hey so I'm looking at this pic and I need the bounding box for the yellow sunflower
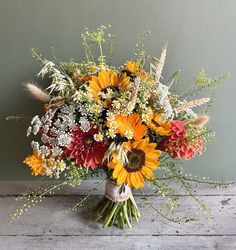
[88,71,130,99]
[148,113,172,136]
[124,60,149,80]
[107,113,147,140]
[23,151,45,176]
[107,138,162,188]
[125,60,141,74]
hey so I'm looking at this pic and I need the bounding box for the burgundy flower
[64,126,107,169]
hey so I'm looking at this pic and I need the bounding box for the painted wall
[0,0,235,180]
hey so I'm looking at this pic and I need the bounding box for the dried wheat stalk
[129,77,141,105]
[150,45,167,82]
[175,97,210,113]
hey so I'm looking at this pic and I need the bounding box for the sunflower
[23,151,45,176]
[88,71,130,99]
[125,60,141,74]
[124,60,149,80]
[148,113,172,136]
[107,138,162,188]
[107,113,147,140]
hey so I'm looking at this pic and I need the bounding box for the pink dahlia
[64,126,107,169]
[162,120,204,160]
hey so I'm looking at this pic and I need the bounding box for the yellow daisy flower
[107,138,162,189]
[88,71,130,99]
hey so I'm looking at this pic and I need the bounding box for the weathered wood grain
[0,236,236,250]
[0,195,235,236]
[0,181,235,250]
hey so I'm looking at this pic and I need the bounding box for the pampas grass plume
[192,115,210,126]
[24,82,50,102]
[185,115,210,129]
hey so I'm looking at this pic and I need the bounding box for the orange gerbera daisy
[23,151,45,176]
[107,138,162,188]
[107,113,147,140]
[88,71,130,99]
[148,113,172,136]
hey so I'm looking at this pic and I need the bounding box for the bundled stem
[94,195,140,229]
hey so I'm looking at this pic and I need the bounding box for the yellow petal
[145,158,158,170]
[117,168,127,185]
[141,166,155,180]
[126,173,132,187]
[130,172,140,189]
[137,172,145,188]
[113,162,123,178]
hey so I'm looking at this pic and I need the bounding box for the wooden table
[0,181,235,250]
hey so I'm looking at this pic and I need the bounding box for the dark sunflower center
[124,149,145,172]
[84,137,93,145]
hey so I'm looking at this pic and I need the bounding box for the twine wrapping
[105,180,132,202]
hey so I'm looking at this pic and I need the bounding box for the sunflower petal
[117,168,127,185]
[130,173,140,189]
[141,166,156,180]
[113,162,123,178]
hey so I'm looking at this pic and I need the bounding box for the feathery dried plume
[150,44,167,82]
[24,82,50,102]
[192,115,210,126]
[175,97,210,114]
[185,115,210,128]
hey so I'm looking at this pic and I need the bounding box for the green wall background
[0,0,235,180]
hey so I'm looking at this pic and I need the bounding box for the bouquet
[10,26,232,229]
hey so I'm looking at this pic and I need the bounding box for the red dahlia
[64,126,107,169]
[162,120,204,160]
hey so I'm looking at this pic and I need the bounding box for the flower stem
[104,202,119,228]
[94,195,141,229]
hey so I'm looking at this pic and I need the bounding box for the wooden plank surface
[1,196,236,235]
[0,236,236,250]
[0,181,235,250]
